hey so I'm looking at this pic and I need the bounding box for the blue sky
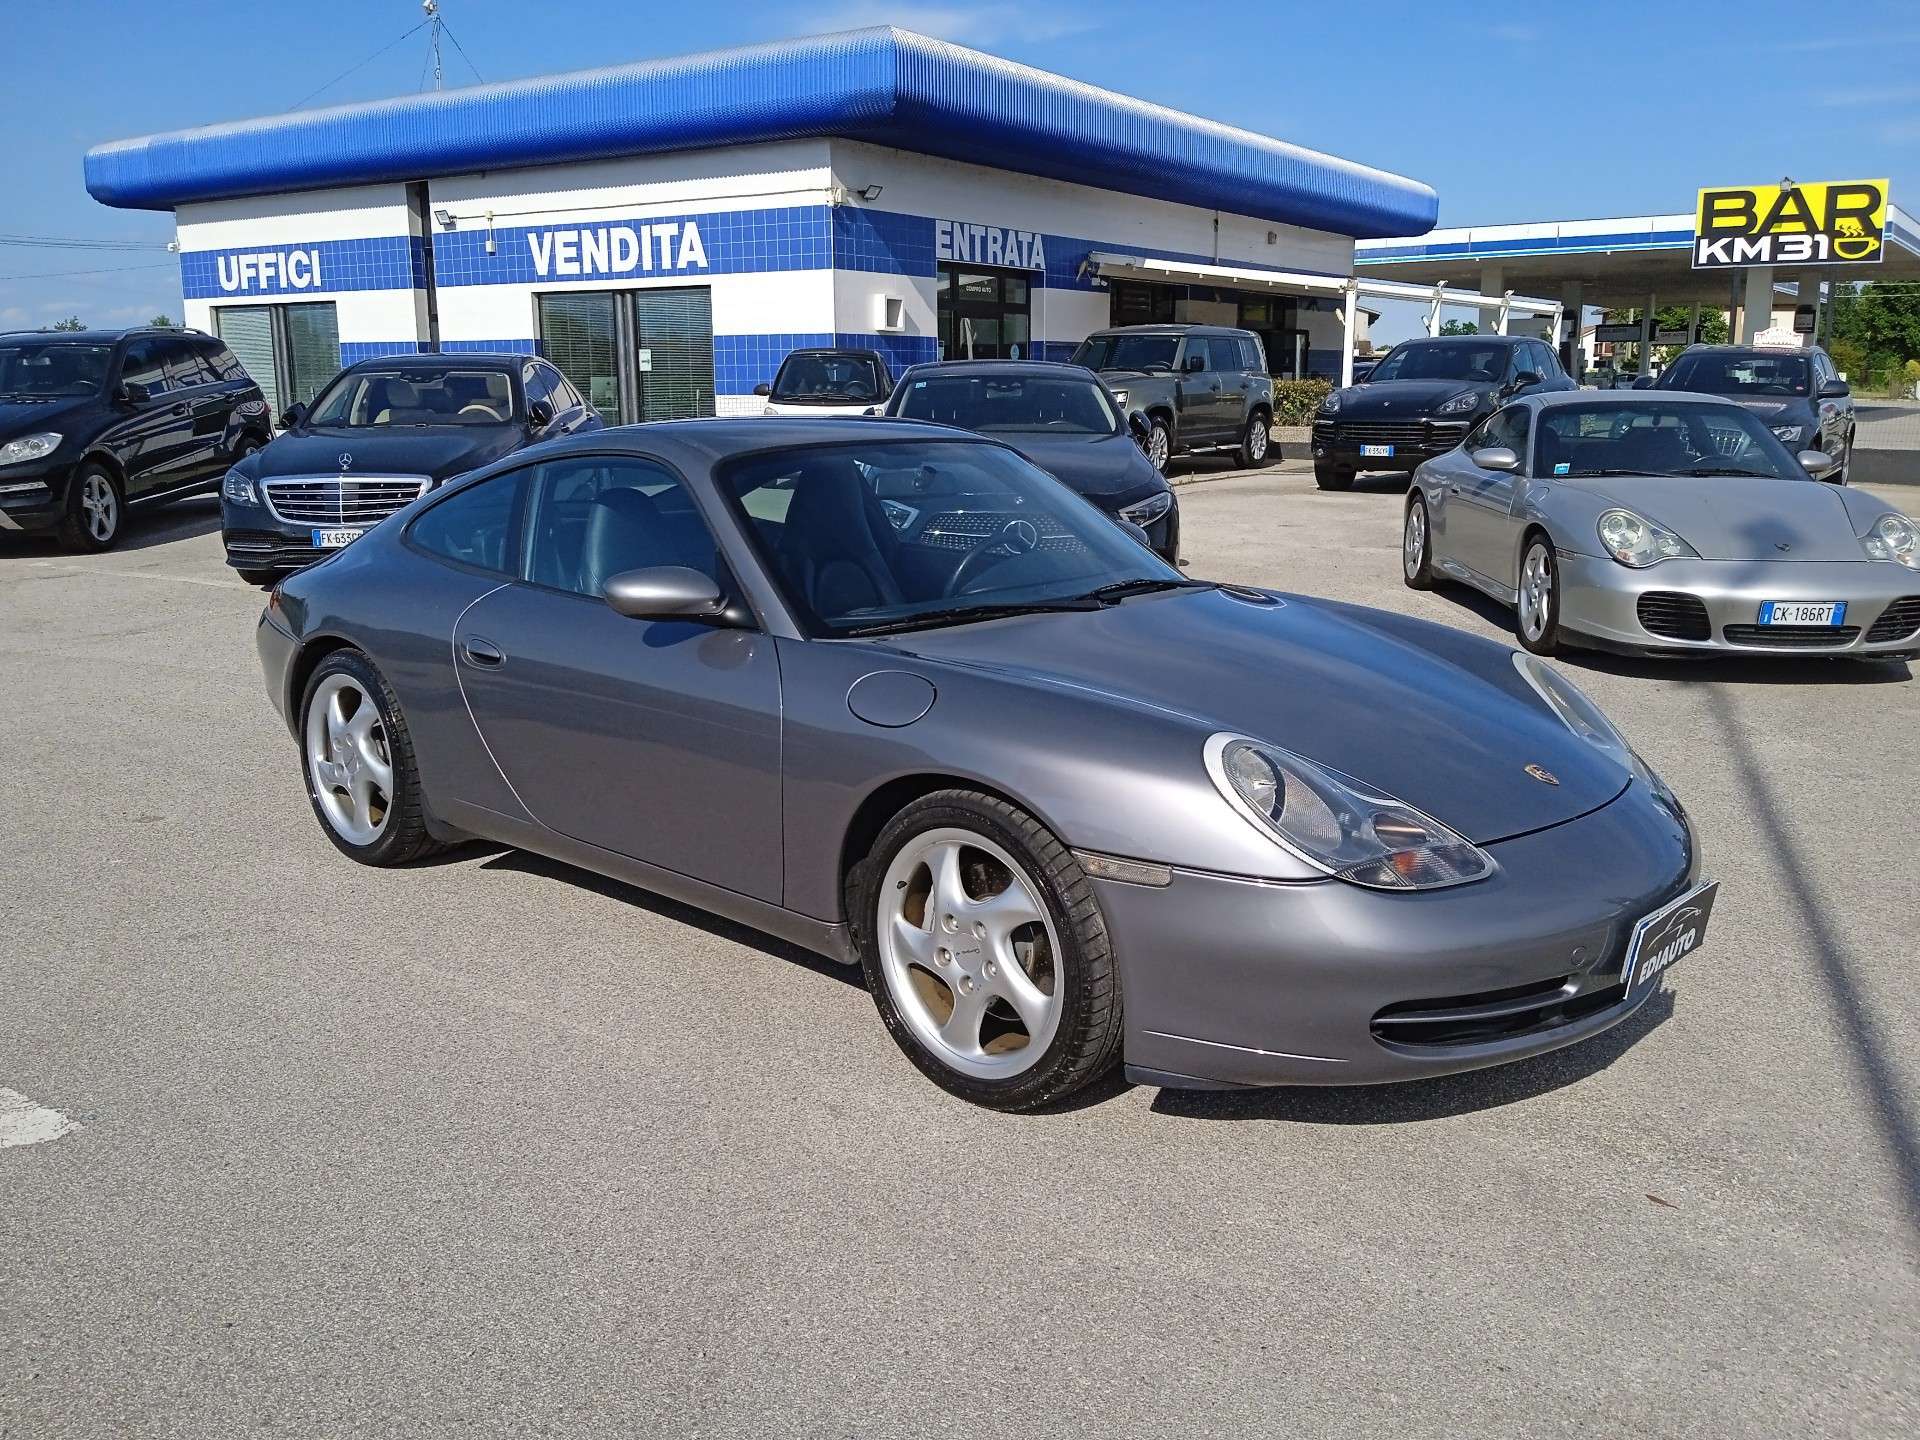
[4,0,1917,332]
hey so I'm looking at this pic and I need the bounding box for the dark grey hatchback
[1653,345,1856,483]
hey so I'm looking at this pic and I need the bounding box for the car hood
[1090,367,1171,388]
[0,397,89,437]
[991,430,1161,502]
[1723,397,1811,420]
[880,587,1628,846]
[1338,379,1492,417]
[765,399,877,416]
[252,425,527,482]
[1584,476,1861,561]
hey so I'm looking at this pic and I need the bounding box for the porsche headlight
[1319,390,1342,414]
[1205,734,1494,891]
[1860,512,1920,570]
[222,468,256,504]
[1597,507,1697,567]
[0,432,61,467]
[1121,491,1172,527]
[1436,391,1481,415]
[1512,652,1674,807]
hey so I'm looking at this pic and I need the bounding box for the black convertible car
[220,352,601,583]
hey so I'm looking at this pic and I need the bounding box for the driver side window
[1468,405,1530,464]
[522,456,722,600]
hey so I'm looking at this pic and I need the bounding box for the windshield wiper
[837,598,1103,636]
[1680,465,1777,478]
[1074,577,1215,605]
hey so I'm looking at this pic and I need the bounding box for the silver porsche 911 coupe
[1404,391,1920,659]
[257,418,1708,1110]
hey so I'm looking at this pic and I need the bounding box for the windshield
[1533,401,1805,481]
[306,367,517,427]
[770,352,886,404]
[1071,334,1180,373]
[719,440,1182,635]
[892,373,1119,434]
[1662,351,1810,397]
[0,343,111,398]
[1366,341,1508,384]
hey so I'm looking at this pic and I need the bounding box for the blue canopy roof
[85,28,1436,239]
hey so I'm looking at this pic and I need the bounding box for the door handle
[170,403,189,416]
[1448,484,1462,495]
[462,636,504,667]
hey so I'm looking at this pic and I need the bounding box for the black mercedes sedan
[1312,334,1575,490]
[220,352,601,583]
[882,360,1178,562]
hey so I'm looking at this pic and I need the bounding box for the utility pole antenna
[423,0,443,91]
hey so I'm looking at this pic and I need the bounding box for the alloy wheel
[1518,542,1553,641]
[1147,425,1170,472]
[80,474,118,545]
[304,673,395,846]
[1404,501,1427,580]
[876,827,1063,1081]
[1247,422,1269,462]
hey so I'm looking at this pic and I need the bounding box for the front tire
[851,790,1123,1111]
[1314,460,1354,491]
[1144,418,1172,475]
[1236,412,1272,468]
[57,464,124,552]
[1515,534,1563,656]
[1403,495,1434,590]
[299,649,445,866]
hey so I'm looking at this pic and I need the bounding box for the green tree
[148,313,178,329]
[1438,319,1479,335]
[1831,281,1920,384]
[50,316,86,331]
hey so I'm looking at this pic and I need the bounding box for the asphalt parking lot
[3,472,1916,1438]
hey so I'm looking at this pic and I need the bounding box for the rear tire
[1403,495,1434,590]
[1515,534,1563,656]
[299,648,446,867]
[1236,412,1272,468]
[56,464,124,553]
[1314,460,1354,491]
[850,789,1123,1111]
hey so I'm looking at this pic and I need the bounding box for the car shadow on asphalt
[0,495,222,561]
[475,848,867,990]
[1143,989,1674,1124]
[1430,581,1912,685]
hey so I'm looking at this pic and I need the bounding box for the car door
[1449,404,1531,585]
[532,361,595,438]
[1214,336,1250,436]
[162,336,229,485]
[1812,350,1852,455]
[1175,337,1227,444]
[449,452,784,901]
[111,338,193,498]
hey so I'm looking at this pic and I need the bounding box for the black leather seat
[776,460,905,618]
[579,486,718,597]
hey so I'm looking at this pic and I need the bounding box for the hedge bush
[1272,378,1332,426]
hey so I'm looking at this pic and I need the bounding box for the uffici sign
[1692,179,1890,269]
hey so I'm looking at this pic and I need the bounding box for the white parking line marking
[0,1088,79,1149]
[27,560,249,591]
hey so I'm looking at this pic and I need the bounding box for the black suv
[1070,325,1276,473]
[221,352,601,583]
[0,327,270,551]
[1653,344,1856,483]
[1311,334,1575,490]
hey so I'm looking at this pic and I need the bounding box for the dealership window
[1108,281,1176,328]
[938,265,1031,360]
[213,302,340,418]
[536,287,715,427]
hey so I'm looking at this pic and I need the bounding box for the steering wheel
[460,403,503,419]
[945,517,1044,596]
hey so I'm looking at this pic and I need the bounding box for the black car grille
[262,476,429,526]
[1371,974,1627,1050]
[1721,623,1862,648]
[915,510,1087,554]
[1637,591,1712,641]
[1865,596,1920,643]
[1313,418,1472,454]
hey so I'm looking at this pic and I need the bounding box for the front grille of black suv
[1637,591,1712,642]
[1314,418,1471,451]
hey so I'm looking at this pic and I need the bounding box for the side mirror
[1115,516,1154,548]
[862,406,880,417]
[602,565,727,620]
[1798,449,1840,479]
[1631,375,1655,390]
[527,399,555,431]
[1471,446,1520,473]
[1507,370,1544,394]
[118,380,151,407]
[753,382,772,397]
[1184,354,1206,373]
[278,401,308,429]
[1819,378,1851,398]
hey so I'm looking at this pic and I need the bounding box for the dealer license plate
[1622,880,1718,999]
[312,527,366,550]
[1759,600,1845,626]
[1359,443,1395,457]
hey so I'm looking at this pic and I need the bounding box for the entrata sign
[1692,179,1890,269]
[935,219,1047,270]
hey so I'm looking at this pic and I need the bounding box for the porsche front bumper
[1098,784,1698,1089]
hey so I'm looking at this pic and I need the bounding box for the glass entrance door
[631,286,715,421]
[938,266,1032,360]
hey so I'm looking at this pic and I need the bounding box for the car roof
[341,351,524,372]
[779,347,888,360]
[1089,324,1252,337]
[1671,344,1817,357]
[0,326,206,345]
[527,415,993,467]
[1394,334,1528,346]
[899,360,1096,379]
[1529,388,1740,409]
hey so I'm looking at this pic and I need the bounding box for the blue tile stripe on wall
[433,206,831,287]
[179,235,418,299]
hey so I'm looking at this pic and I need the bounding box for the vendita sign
[1692,179,1889,269]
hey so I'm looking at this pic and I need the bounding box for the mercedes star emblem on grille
[338,453,354,471]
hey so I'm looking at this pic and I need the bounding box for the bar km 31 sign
[1692,179,1889,269]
